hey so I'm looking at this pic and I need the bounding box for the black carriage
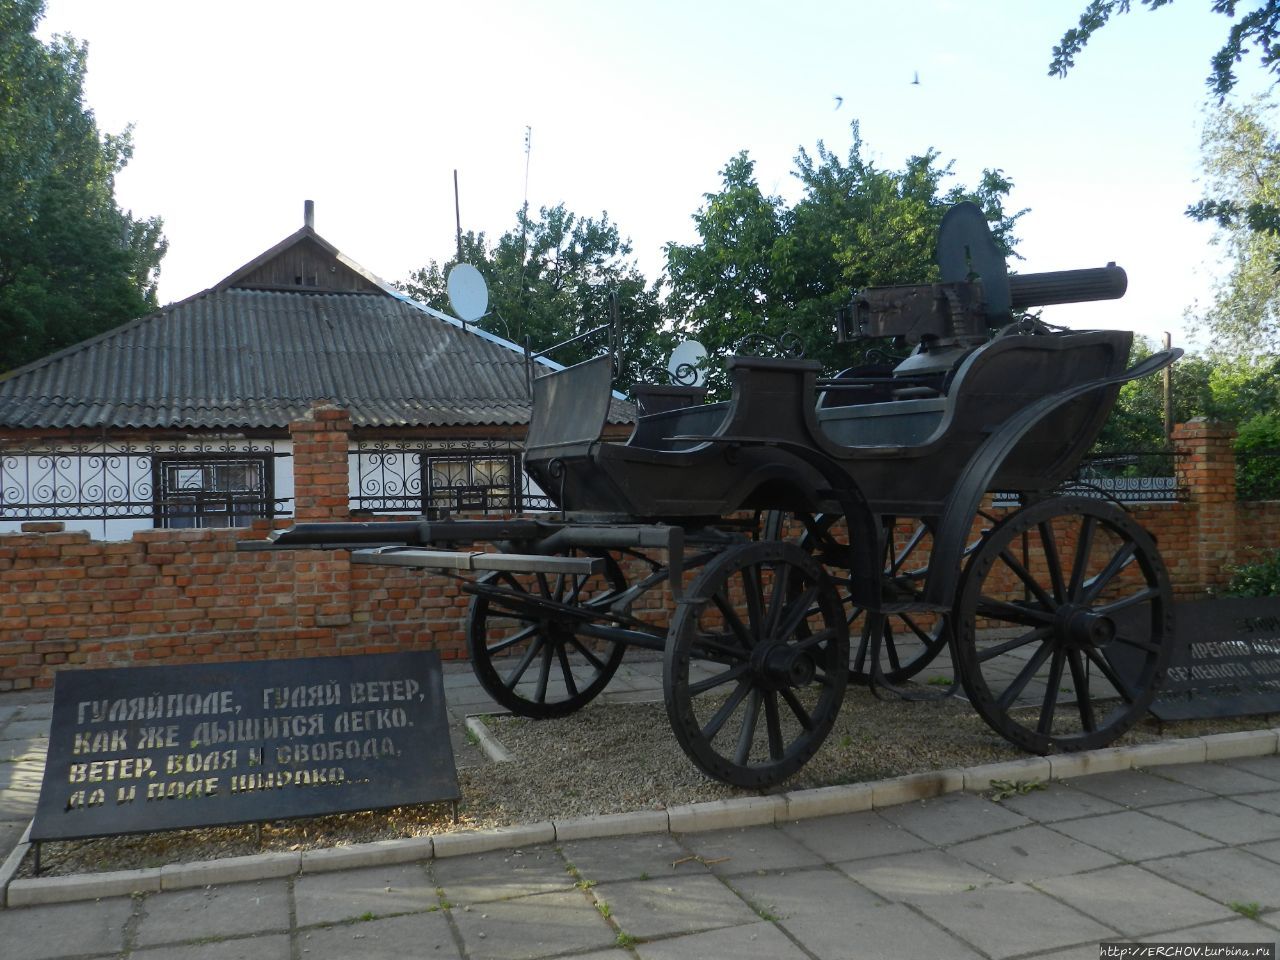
[249,204,1181,789]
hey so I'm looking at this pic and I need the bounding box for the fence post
[290,403,352,523]
[1173,418,1238,594]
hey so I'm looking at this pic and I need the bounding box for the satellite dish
[667,339,707,387]
[447,263,489,322]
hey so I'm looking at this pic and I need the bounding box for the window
[153,456,274,529]
[423,454,517,514]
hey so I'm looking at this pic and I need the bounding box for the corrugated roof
[0,288,634,430]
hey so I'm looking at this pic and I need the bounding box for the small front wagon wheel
[954,497,1173,754]
[664,540,849,788]
[466,553,628,719]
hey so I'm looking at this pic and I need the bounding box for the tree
[663,124,1024,387]
[0,0,166,371]
[1050,1,1280,101]
[1188,96,1280,353]
[399,203,667,392]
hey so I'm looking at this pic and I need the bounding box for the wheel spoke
[687,662,751,696]
[1068,514,1097,601]
[557,643,579,698]
[713,591,755,650]
[565,634,607,671]
[701,679,751,739]
[1068,649,1096,732]
[1038,522,1067,603]
[765,561,793,638]
[1083,648,1138,703]
[742,564,766,642]
[534,640,554,702]
[1111,632,1161,654]
[1094,586,1161,616]
[1080,541,1138,605]
[1037,648,1066,735]
[775,584,821,641]
[778,687,815,731]
[734,688,762,767]
[486,622,541,656]
[504,636,544,690]
[975,596,1056,627]
[883,620,904,673]
[996,640,1054,710]
[997,548,1058,611]
[891,521,928,575]
[765,693,785,761]
[976,626,1052,663]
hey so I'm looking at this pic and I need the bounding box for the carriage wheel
[467,553,628,719]
[793,513,962,684]
[953,497,1173,754]
[664,540,848,788]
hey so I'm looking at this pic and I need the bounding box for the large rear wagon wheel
[664,540,848,788]
[953,497,1173,754]
[466,553,628,718]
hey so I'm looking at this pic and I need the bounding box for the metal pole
[453,170,463,262]
[1163,331,1173,444]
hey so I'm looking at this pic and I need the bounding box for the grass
[987,779,1046,802]
[615,931,638,948]
[1229,901,1262,920]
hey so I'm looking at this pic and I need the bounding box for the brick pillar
[1173,418,1238,593]
[290,403,352,522]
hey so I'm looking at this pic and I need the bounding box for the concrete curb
[5,731,1279,908]
[465,714,513,763]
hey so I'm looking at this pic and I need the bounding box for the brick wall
[0,411,1274,690]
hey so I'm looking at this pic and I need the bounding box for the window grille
[153,456,274,528]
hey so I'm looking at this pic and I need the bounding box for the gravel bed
[19,689,1278,879]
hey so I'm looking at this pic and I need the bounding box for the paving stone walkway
[2,665,1279,958]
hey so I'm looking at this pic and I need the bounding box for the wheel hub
[753,640,816,688]
[1057,604,1116,650]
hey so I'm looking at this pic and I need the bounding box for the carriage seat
[815,395,948,446]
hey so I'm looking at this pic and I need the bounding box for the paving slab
[678,824,823,876]
[778,899,985,960]
[876,791,1030,846]
[1246,837,1280,865]
[727,864,883,920]
[919,881,1116,959]
[834,848,1001,902]
[948,823,1119,883]
[0,739,46,763]
[1236,790,1280,816]
[991,780,1126,822]
[295,910,459,959]
[1049,809,1222,861]
[132,933,291,959]
[431,844,573,905]
[0,895,134,960]
[1143,846,1280,910]
[778,809,929,862]
[557,833,699,885]
[448,887,617,960]
[0,720,49,742]
[1146,760,1280,795]
[1035,863,1235,937]
[293,862,435,927]
[135,879,290,947]
[634,919,808,960]
[592,873,758,941]
[1222,754,1280,782]
[1066,768,1214,808]
[1145,915,1280,944]
[1148,797,1280,845]
[14,703,52,722]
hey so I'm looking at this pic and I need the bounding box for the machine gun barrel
[1008,264,1127,310]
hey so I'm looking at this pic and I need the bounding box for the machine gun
[835,203,1129,375]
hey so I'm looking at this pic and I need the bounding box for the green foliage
[1050,1,1280,101]
[1189,96,1280,354]
[1235,411,1280,499]
[1096,339,1280,451]
[0,0,166,372]
[399,204,668,393]
[1227,549,1280,595]
[663,124,1023,392]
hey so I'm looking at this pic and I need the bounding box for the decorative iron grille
[0,440,286,522]
[350,439,555,516]
[153,455,275,528]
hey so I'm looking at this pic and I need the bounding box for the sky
[36,0,1274,350]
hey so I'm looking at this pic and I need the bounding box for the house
[0,203,631,538]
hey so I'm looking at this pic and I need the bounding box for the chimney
[304,199,315,229]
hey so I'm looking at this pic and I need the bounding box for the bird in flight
[833,95,843,110]
[912,71,920,85]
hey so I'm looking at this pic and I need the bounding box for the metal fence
[0,439,287,525]
[348,438,556,516]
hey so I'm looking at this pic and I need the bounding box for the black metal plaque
[1149,598,1280,721]
[31,651,459,843]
